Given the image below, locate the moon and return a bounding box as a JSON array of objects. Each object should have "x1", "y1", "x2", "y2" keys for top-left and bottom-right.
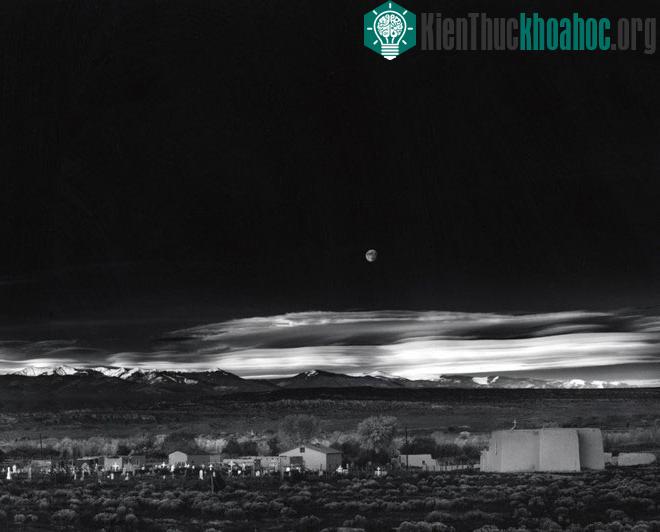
[{"x1": 365, "y1": 249, "x2": 377, "y2": 263}]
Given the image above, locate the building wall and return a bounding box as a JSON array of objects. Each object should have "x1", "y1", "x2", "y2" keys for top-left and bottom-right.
[
  {"x1": 168, "y1": 451, "x2": 188, "y2": 466},
  {"x1": 280, "y1": 447, "x2": 341, "y2": 471},
  {"x1": 480, "y1": 444, "x2": 493, "y2": 471},
  {"x1": 124, "y1": 455, "x2": 146, "y2": 467},
  {"x1": 496, "y1": 430, "x2": 541, "y2": 472},
  {"x1": 280, "y1": 447, "x2": 325, "y2": 470},
  {"x1": 222, "y1": 456, "x2": 262, "y2": 468},
  {"x1": 30, "y1": 460, "x2": 52, "y2": 472},
  {"x1": 618, "y1": 452, "x2": 656, "y2": 466},
  {"x1": 259, "y1": 456, "x2": 284, "y2": 470},
  {"x1": 399, "y1": 454, "x2": 435, "y2": 469},
  {"x1": 222, "y1": 456, "x2": 284, "y2": 470},
  {"x1": 576, "y1": 428, "x2": 605, "y2": 470},
  {"x1": 325, "y1": 452, "x2": 342, "y2": 471},
  {"x1": 481, "y1": 433, "x2": 507, "y2": 472},
  {"x1": 104, "y1": 457, "x2": 123, "y2": 470},
  {"x1": 539, "y1": 429, "x2": 580, "y2": 472},
  {"x1": 480, "y1": 450, "x2": 487, "y2": 471},
  {"x1": 187, "y1": 455, "x2": 212, "y2": 465},
  {"x1": 482, "y1": 427, "x2": 602, "y2": 473}
]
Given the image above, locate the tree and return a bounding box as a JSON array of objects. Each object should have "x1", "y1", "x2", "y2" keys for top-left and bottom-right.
[
  {"x1": 240, "y1": 440, "x2": 258, "y2": 456},
  {"x1": 279, "y1": 414, "x2": 321, "y2": 447},
  {"x1": 400, "y1": 436, "x2": 438, "y2": 457},
  {"x1": 162, "y1": 431, "x2": 198, "y2": 454},
  {"x1": 331, "y1": 438, "x2": 388, "y2": 466},
  {"x1": 332, "y1": 439, "x2": 361, "y2": 464},
  {"x1": 357, "y1": 416, "x2": 398, "y2": 455},
  {"x1": 267, "y1": 436, "x2": 280, "y2": 455},
  {"x1": 222, "y1": 438, "x2": 242, "y2": 457},
  {"x1": 117, "y1": 443, "x2": 131, "y2": 456}
]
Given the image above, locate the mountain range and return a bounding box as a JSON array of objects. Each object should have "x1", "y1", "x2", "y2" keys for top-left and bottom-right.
[{"x1": 5, "y1": 365, "x2": 633, "y2": 390}]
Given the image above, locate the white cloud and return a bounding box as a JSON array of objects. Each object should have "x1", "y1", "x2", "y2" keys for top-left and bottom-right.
[{"x1": 2, "y1": 310, "x2": 659, "y2": 381}]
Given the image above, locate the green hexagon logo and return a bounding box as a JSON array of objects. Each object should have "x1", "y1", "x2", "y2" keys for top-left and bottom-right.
[{"x1": 364, "y1": 2, "x2": 416, "y2": 60}]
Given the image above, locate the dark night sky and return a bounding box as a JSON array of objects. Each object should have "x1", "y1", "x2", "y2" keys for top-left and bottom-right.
[{"x1": 1, "y1": 0, "x2": 659, "y2": 348}]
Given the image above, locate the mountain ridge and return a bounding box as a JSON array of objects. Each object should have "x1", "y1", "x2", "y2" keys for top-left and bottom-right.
[{"x1": 3, "y1": 365, "x2": 638, "y2": 389}]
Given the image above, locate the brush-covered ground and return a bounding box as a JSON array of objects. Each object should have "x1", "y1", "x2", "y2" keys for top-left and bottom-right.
[
  {"x1": 1, "y1": 388, "x2": 658, "y2": 459},
  {"x1": 0, "y1": 466, "x2": 658, "y2": 531},
  {"x1": 2, "y1": 388, "x2": 658, "y2": 434}
]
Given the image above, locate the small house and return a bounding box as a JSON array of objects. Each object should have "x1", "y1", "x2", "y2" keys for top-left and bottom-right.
[
  {"x1": 104, "y1": 456, "x2": 124, "y2": 471},
  {"x1": 279, "y1": 444, "x2": 342, "y2": 471},
  {"x1": 103, "y1": 455, "x2": 146, "y2": 472},
  {"x1": 398, "y1": 454, "x2": 438, "y2": 470},
  {"x1": 260, "y1": 456, "x2": 285, "y2": 471},
  {"x1": 168, "y1": 451, "x2": 222, "y2": 467},
  {"x1": 221, "y1": 456, "x2": 285, "y2": 472}
]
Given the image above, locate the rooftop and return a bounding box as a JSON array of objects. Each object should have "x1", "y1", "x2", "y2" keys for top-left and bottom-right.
[{"x1": 283, "y1": 444, "x2": 341, "y2": 455}]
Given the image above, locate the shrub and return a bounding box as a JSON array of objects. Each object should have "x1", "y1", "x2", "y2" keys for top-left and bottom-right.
[
  {"x1": 425, "y1": 511, "x2": 452, "y2": 523},
  {"x1": 93, "y1": 512, "x2": 117, "y2": 525},
  {"x1": 52, "y1": 509, "x2": 77, "y2": 524},
  {"x1": 298, "y1": 514, "x2": 321, "y2": 531},
  {"x1": 225, "y1": 508, "x2": 245, "y2": 520},
  {"x1": 398, "y1": 522, "x2": 453, "y2": 532}
]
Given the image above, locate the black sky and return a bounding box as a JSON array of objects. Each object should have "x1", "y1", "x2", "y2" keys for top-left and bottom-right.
[{"x1": 1, "y1": 0, "x2": 660, "y2": 334}]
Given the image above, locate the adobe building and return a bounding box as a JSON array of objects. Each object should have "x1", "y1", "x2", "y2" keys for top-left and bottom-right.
[
  {"x1": 103, "y1": 456, "x2": 124, "y2": 471},
  {"x1": 480, "y1": 427, "x2": 604, "y2": 472},
  {"x1": 168, "y1": 451, "x2": 222, "y2": 467},
  {"x1": 279, "y1": 444, "x2": 342, "y2": 471},
  {"x1": 576, "y1": 428, "x2": 606, "y2": 470},
  {"x1": 617, "y1": 452, "x2": 656, "y2": 466},
  {"x1": 103, "y1": 455, "x2": 146, "y2": 472},
  {"x1": 222, "y1": 456, "x2": 285, "y2": 472},
  {"x1": 398, "y1": 454, "x2": 438, "y2": 470}
]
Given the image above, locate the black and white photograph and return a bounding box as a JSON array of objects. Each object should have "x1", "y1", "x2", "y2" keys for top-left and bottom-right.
[{"x1": 1, "y1": 0, "x2": 659, "y2": 530}]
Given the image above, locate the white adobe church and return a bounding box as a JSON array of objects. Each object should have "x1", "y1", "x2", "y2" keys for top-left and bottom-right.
[{"x1": 480, "y1": 427, "x2": 604, "y2": 472}]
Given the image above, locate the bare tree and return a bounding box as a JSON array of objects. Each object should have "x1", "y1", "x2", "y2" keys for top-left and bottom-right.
[{"x1": 279, "y1": 414, "x2": 321, "y2": 447}]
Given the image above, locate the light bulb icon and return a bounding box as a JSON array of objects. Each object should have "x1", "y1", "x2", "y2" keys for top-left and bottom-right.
[
  {"x1": 364, "y1": 2, "x2": 416, "y2": 61},
  {"x1": 374, "y1": 11, "x2": 406, "y2": 59}
]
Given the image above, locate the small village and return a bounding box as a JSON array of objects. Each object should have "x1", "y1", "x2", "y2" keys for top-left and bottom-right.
[
  {"x1": 0, "y1": 443, "x2": 478, "y2": 486},
  {"x1": 1, "y1": 426, "x2": 655, "y2": 487},
  {"x1": 0, "y1": 423, "x2": 656, "y2": 530}
]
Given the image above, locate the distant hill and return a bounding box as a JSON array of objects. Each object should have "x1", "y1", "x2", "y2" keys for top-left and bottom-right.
[
  {"x1": 0, "y1": 366, "x2": 275, "y2": 410},
  {"x1": 0, "y1": 365, "x2": 638, "y2": 408},
  {"x1": 268, "y1": 370, "x2": 404, "y2": 389},
  {"x1": 8, "y1": 365, "x2": 274, "y2": 392},
  {"x1": 0, "y1": 366, "x2": 653, "y2": 412},
  {"x1": 265, "y1": 369, "x2": 632, "y2": 390}
]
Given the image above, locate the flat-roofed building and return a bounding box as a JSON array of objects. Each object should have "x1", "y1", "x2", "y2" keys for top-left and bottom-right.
[
  {"x1": 398, "y1": 454, "x2": 438, "y2": 470},
  {"x1": 168, "y1": 451, "x2": 222, "y2": 467},
  {"x1": 480, "y1": 428, "x2": 604, "y2": 472}
]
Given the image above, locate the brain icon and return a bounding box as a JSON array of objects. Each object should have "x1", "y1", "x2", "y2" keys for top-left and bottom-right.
[{"x1": 376, "y1": 13, "x2": 404, "y2": 40}]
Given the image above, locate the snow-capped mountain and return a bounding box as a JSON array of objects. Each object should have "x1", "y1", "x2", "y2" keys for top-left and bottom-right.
[
  {"x1": 4, "y1": 366, "x2": 638, "y2": 389},
  {"x1": 90, "y1": 366, "x2": 143, "y2": 379},
  {"x1": 360, "y1": 370, "x2": 411, "y2": 383},
  {"x1": 11, "y1": 365, "x2": 80, "y2": 377},
  {"x1": 547, "y1": 378, "x2": 625, "y2": 389},
  {"x1": 270, "y1": 369, "x2": 404, "y2": 389}
]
